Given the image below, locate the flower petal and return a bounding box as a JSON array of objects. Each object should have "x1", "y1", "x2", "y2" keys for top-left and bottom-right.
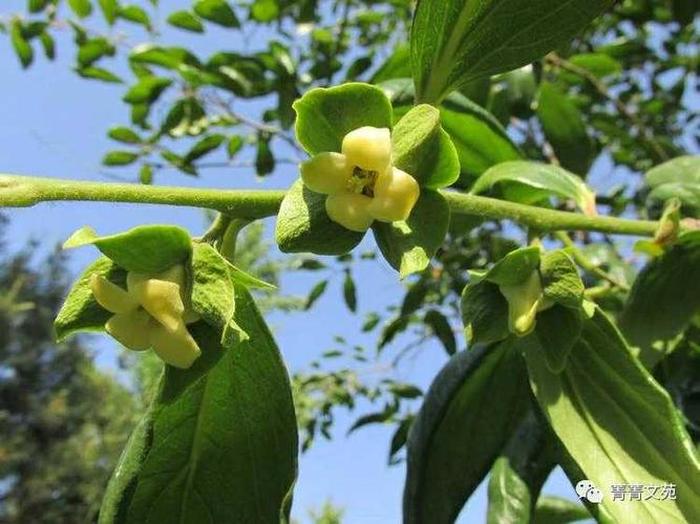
[
  {"x1": 127, "y1": 272, "x2": 185, "y2": 331},
  {"x1": 149, "y1": 322, "x2": 201, "y2": 369},
  {"x1": 154, "y1": 264, "x2": 200, "y2": 324},
  {"x1": 300, "y1": 152, "x2": 349, "y2": 195},
  {"x1": 90, "y1": 274, "x2": 139, "y2": 314},
  {"x1": 325, "y1": 193, "x2": 374, "y2": 232},
  {"x1": 105, "y1": 310, "x2": 152, "y2": 351},
  {"x1": 368, "y1": 167, "x2": 420, "y2": 222},
  {"x1": 342, "y1": 127, "x2": 392, "y2": 172}
]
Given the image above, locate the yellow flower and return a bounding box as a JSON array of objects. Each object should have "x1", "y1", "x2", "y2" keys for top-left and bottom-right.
[
  {"x1": 300, "y1": 126, "x2": 420, "y2": 232},
  {"x1": 90, "y1": 264, "x2": 201, "y2": 369},
  {"x1": 499, "y1": 271, "x2": 552, "y2": 336}
]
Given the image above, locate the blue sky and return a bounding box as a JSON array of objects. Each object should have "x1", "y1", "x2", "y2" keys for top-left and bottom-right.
[{"x1": 0, "y1": 1, "x2": 585, "y2": 521}]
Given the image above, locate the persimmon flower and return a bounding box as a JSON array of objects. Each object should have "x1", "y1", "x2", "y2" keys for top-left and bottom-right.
[
  {"x1": 300, "y1": 126, "x2": 420, "y2": 232},
  {"x1": 90, "y1": 264, "x2": 201, "y2": 369},
  {"x1": 499, "y1": 270, "x2": 552, "y2": 336}
]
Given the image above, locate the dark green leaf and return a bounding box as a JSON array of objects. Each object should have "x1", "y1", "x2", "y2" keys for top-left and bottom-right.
[
  {"x1": 255, "y1": 132, "x2": 275, "y2": 175},
  {"x1": 118, "y1": 5, "x2": 151, "y2": 28},
  {"x1": 372, "y1": 190, "x2": 449, "y2": 278},
  {"x1": 98, "y1": 0, "x2": 119, "y2": 25},
  {"x1": 533, "y1": 305, "x2": 582, "y2": 373},
  {"x1": 11, "y1": 21, "x2": 33, "y2": 69},
  {"x1": 620, "y1": 231, "x2": 700, "y2": 367},
  {"x1": 39, "y1": 32, "x2": 55, "y2": 60},
  {"x1": 404, "y1": 340, "x2": 530, "y2": 524},
  {"x1": 194, "y1": 0, "x2": 240, "y2": 28},
  {"x1": 411, "y1": 0, "x2": 614, "y2": 103},
  {"x1": 537, "y1": 82, "x2": 595, "y2": 176},
  {"x1": 226, "y1": 135, "x2": 243, "y2": 158},
  {"x1": 524, "y1": 307, "x2": 700, "y2": 523},
  {"x1": 99, "y1": 285, "x2": 298, "y2": 523},
  {"x1": 76, "y1": 66, "x2": 123, "y2": 83},
  {"x1": 294, "y1": 83, "x2": 393, "y2": 155},
  {"x1": 102, "y1": 150, "x2": 139, "y2": 166},
  {"x1": 167, "y1": 10, "x2": 205, "y2": 33},
  {"x1": 343, "y1": 271, "x2": 357, "y2": 313},
  {"x1": 371, "y1": 45, "x2": 411, "y2": 84},
  {"x1": 63, "y1": 224, "x2": 192, "y2": 273},
  {"x1": 184, "y1": 134, "x2": 226, "y2": 163},
  {"x1": 275, "y1": 180, "x2": 365, "y2": 256},
  {"x1": 28, "y1": 0, "x2": 51, "y2": 13},
  {"x1": 424, "y1": 309, "x2": 457, "y2": 355},
  {"x1": 305, "y1": 279, "x2": 328, "y2": 310},
  {"x1": 122, "y1": 76, "x2": 172, "y2": 105},
  {"x1": 460, "y1": 280, "x2": 509, "y2": 346},
  {"x1": 68, "y1": 0, "x2": 93, "y2": 18}
]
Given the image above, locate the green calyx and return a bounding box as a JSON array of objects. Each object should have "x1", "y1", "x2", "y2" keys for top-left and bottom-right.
[{"x1": 499, "y1": 270, "x2": 552, "y2": 337}]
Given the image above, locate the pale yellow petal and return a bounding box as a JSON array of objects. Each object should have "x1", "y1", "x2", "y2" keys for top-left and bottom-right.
[
  {"x1": 105, "y1": 310, "x2": 152, "y2": 351},
  {"x1": 90, "y1": 274, "x2": 139, "y2": 314},
  {"x1": 300, "y1": 152, "x2": 350, "y2": 195},
  {"x1": 127, "y1": 272, "x2": 185, "y2": 331},
  {"x1": 149, "y1": 322, "x2": 201, "y2": 369},
  {"x1": 499, "y1": 271, "x2": 544, "y2": 337},
  {"x1": 341, "y1": 127, "x2": 392, "y2": 172},
  {"x1": 368, "y1": 167, "x2": 420, "y2": 222},
  {"x1": 325, "y1": 193, "x2": 374, "y2": 232},
  {"x1": 155, "y1": 264, "x2": 200, "y2": 324}
]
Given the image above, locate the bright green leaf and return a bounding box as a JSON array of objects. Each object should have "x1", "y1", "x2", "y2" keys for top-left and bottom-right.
[
  {"x1": 167, "y1": 10, "x2": 205, "y2": 32},
  {"x1": 68, "y1": 0, "x2": 93, "y2": 18},
  {"x1": 194, "y1": 0, "x2": 240, "y2": 28},
  {"x1": 102, "y1": 150, "x2": 139, "y2": 166},
  {"x1": 122, "y1": 76, "x2": 172, "y2": 105},
  {"x1": 108, "y1": 126, "x2": 142, "y2": 144},
  {"x1": 118, "y1": 5, "x2": 151, "y2": 28},
  {"x1": 10, "y1": 21, "x2": 33, "y2": 69},
  {"x1": 532, "y1": 496, "x2": 591, "y2": 524},
  {"x1": 98, "y1": 0, "x2": 119, "y2": 25},
  {"x1": 646, "y1": 156, "x2": 700, "y2": 218},
  {"x1": 76, "y1": 66, "x2": 123, "y2": 83},
  {"x1": 184, "y1": 134, "x2": 226, "y2": 163}
]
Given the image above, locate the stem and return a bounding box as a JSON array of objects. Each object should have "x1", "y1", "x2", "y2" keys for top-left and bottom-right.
[{"x1": 0, "y1": 174, "x2": 661, "y2": 237}]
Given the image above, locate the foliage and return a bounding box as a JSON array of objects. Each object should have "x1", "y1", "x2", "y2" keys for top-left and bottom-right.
[{"x1": 2, "y1": 0, "x2": 700, "y2": 523}]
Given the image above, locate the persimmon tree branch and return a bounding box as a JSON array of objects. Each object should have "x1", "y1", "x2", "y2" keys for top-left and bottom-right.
[{"x1": 0, "y1": 174, "x2": 661, "y2": 237}]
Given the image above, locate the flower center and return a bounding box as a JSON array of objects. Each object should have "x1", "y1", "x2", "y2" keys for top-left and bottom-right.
[{"x1": 346, "y1": 166, "x2": 378, "y2": 197}]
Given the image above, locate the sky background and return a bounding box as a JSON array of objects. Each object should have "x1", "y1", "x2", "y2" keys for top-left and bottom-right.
[{"x1": 0, "y1": 1, "x2": 590, "y2": 522}]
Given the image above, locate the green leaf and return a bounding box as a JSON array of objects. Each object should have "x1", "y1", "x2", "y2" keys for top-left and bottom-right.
[
  {"x1": 118, "y1": 5, "x2": 151, "y2": 28},
  {"x1": 524, "y1": 307, "x2": 700, "y2": 523},
  {"x1": 98, "y1": 0, "x2": 119, "y2": 25},
  {"x1": 226, "y1": 135, "x2": 243, "y2": 158},
  {"x1": 255, "y1": 132, "x2": 275, "y2": 176},
  {"x1": 275, "y1": 180, "x2": 365, "y2": 256},
  {"x1": 424, "y1": 309, "x2": 457, "y2": 355},
  {"x1": 294, "y1": 83, "x2": 393, "y2": 155},
  {"x1": 536, "y1": 82, "x2": 595, "y2": 176},
  {"x1": 76, "y1": 66, "x2": 123, "y2": 83},
  {"x1": 563, "y1": 53, "x2": 622, "y2": 81},
  {"x1": 102, "y1": 150, "x2": 139, "y2": 166},
  {"x1": 619, "y1": 231, "x2": 700, "y2": 367},
  {"x1": 251, "y1": 0, "x2": 279, "y2": 22},
  {"x1": 484, "y1": 246, "x2": 541, "y2": 287},
  {"x1": 372, "y1": 190, "x2": 449, "y2": 278},
  {"x1": 63, "y1": 225, "x2": 192, "y2": 274},
  {"x1": 533, "y1": 305, "x2": 581, "y2": 373},
  {"x1": 68, "y1": 0, "x2": 93, "y2": 18},
  {"x1": 130, "y1": 44, "x2": 200, "y2": 70},
  {"x1": 371, "y1": 44, "x2": 411, "y2": 84},
  {"x1": 461, "y1": 279, "x2": 509, "y2": 346},
  {"x1": 28, "y1": 0, "x2": 52, "y2": 13},
  {"x1": 392, "y1": 105, "x2": 460, "y2": 189},
  {"x1": 77, "y1": 37, "x2": 115, "y2": 67},
  {"x1": 122, "y1": 76, "x2": 172, "y2": 104},
  {"x1": 487, "y1": 458, "x2": 531, "y2": 524},
  {"x1": 646, "y1": 156, "x2": 700, "y2": 218},
  {"x1": 532, "y1": 496, "x2": 591, "y2": 524},
  {"x1": 305, "y1": 279, "x2": 328, "y2": 310},
  {"x1": 411, "y1": 0, "x2": 614, "y2": 103},
  {"x1": 54, "y1": 256, "x2": 125, "y2": 341},
  {"x1": 183, "y1": 134, "x2": 226, "y2": 163},
  {"x1": 403, "y1": 340, "x2": 530, "y2": 524},
  {"x1": 108, "y1": 126, "x2": 142, "y2": 144},
  {"x1": 99, "y1": 285, "x2": 298, "y2": 523},
  {"x1": 167, "y1": 10, "x2": 205, "y2": 33},
  {"x1": 11, "y1": 21, "x2": 33, "y2": 69},
  {"x1": 139, "y1": 164, "x2": 153, "y2": 184},
  {"x1": 343, "y1": 271, "x2": 357, "y2": 312},
  {"x1": 539, "y1": 250, "x2": 584, "y2": 309},
  {"x1": 471, "y1": 161, "x2": 597, "y2": 215},
  {"x1": 193, "y1": 0, "x2": 240, "y2": 28},
  {"x1": 39, "y1": 32, "x2": 55, "y2": 60}
]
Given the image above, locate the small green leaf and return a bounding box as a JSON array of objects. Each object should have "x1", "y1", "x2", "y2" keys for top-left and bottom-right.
[
  {"x1": 77, "y1": 37, "x2": 115, "y2": 67},
  {"x1": 404, "y1": 340, "x2": 530, "y2": 523},
  {"x1": 102, "y1": 150, "x2": 139, "y2": 166},
  {"x1": 646, "y1": 156, "x2": 700, "y2": 218},
  {"x1": 392, "y1": 104, "x2": 460, "y2": 189},
  {"x1": 130, "y1": 44, "x2": 200, "y2": 70},
  {"x1": 305, "y1": 279, "x2": 328, "y2": 310},
  {"x1": 68, "y1": 0, "x2": 93, "y2": 18},
  {"x1": 255, "y1": 132, "x2": 275, "y2": 176},
  {"x1": 122, "y1": 76, "x2": 172, "y2": 104},
  {"x1": 139, "y1": 164, "x2": 153, "y2": 184},
  {"x1": 226, "y1": 135, "x2": 244, "y2": 158},
  {"x1": 76, "y1": 66, "x2": 123, "y2": 83},
  {"x1": 63, "y1": 224, "x2": 192, "y2": 274},
  {"x1": 193, "y1": 0, "x2": 240, "y2": 28},
  {"x1": 99, "y1": 285, "x2": 298, "y2": 523},
  {"x1": 98, "y1": 0, "x2": 119, "y2": 25},
  {"x1": 460, "y1": 279, "x2": 510, "y2": 346},
  {"x1": 620, "y1": 231, "x2": 700, "y2": 367},
  {"x1": 524, "y1": 307, "x2": 700, "y2": 523},
  {"x1": 251, "y1": 0, "x2": 279, "y2": 22},
  {"x1": 564, "y1": 53, "x2": 622, "y2": 81},
  {"x1": 166, "y1": 10, "x2": 205, "y2": 32},
  {"x1": 411, "y1": 0, "x2": 614, "y2": 103},
  {"x1": 471, "y1": 161, "x2": 597, "y2": 215},
  {"x1": 343, "y1": 271, "x2": 357, "y2": 313},
  {"x1": 39, "y1": 32, "x2": 55, "y2": 60},
  {"x1": 294, "y1": 83, "x2": 393, "y2": 155},
  {"x1": 424, "y1": 309, "x2": 457, "y2": 355},
  {"x1": 29, "y1": 0, "x2": 52, "y2": 13},
  {"x1": 532, "y1": 496, "x2": 591, "y2": 524},
  {"x1": 118, "y1": 5, "x2": 151, "y2": 28},
  {"x1": 108, "y1": 126, "x2": 142, "y2": 144},
  {"x1": 372, "y1": 190, "x2": 450, "y2": 278},
  {"x1": 54, "y1": 256, "x2": 125, "y2": 341},
  {"x1": 275, "y1": 180, "x2": 365, "y2": 256},
  {"x1": 536, "y1": 82, "x2": 595, "y2": 176},
  {"x1": 183, "y1": 134, "x2": 226, "y2": 163},
  {"x1": 11, "y1": 21, "x2": 33, "y2": 69}
]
